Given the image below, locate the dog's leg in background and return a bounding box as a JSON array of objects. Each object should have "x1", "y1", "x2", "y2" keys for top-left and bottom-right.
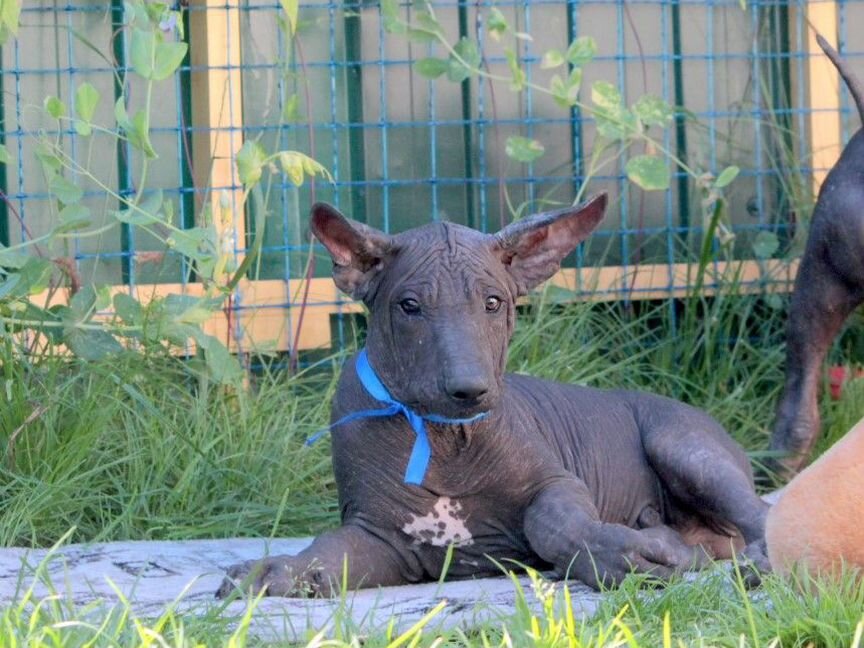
[
  {"x1": 769, "y1": 270, "x2": 862, "y2": 479},
  {"x1": 766, "y1": 34, "x2": 864, "y2": 481}
]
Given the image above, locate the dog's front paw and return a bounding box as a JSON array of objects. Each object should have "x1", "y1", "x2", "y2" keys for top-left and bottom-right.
[
  {"x1": 737, "y1": 539, "x2": 772, "y2": 588},
  {"x1": 216, "y1": 555, "x2": 310, "y2": 599}
]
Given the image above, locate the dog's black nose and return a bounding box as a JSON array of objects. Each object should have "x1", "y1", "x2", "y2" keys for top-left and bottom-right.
[{"x1": 445, "y1": 375, "x2": 489, "y2": 401}]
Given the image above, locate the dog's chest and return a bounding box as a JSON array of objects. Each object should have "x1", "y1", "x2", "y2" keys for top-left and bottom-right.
[{"x1": 401, "y1": 496, "x2": 474, "y2": 547}]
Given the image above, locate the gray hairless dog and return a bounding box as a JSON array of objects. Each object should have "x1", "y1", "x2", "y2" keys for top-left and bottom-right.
[
  {"x1": 766, "y1": 35, "x2": 864, "y2": 481},
  {"x1": 217, "y1": 192, "x2": 769, "y2": 597}
]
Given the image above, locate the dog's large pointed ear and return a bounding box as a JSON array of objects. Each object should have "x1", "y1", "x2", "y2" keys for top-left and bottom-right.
[
  {"x1": 492, "y1": 193, "x2": 607, "y2": 295},
  {"x1": 310, "y1": 203, "x2": 396, "y2": 300}
]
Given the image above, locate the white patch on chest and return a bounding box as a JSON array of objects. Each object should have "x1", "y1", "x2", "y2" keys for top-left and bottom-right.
[{"x1": 402, "y1": 497, "x2": 474, "y2": 547}]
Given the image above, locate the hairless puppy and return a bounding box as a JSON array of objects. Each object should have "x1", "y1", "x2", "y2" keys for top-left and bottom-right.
[
  {"x1": 217, "y1": 193, "x2": 769, "y2": 598},
  {"x1": 766, "y1": 35, "x2": 864, "y2": 481}
]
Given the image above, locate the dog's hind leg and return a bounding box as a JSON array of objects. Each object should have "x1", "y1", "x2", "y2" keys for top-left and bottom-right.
[{"x1": 768, "y1": 253, "x2": 864, "y2": 481}]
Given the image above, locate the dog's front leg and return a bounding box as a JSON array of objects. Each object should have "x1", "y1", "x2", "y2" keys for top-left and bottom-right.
[
  {"x1": 216, "y1": 524, "x2": 408, "y2": 598},
  {"x1": 524, "y1": 480, "x2": 703, "y2": 589}
]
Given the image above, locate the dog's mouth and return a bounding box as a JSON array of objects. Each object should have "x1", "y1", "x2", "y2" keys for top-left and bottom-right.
[{"x1": 411, "y1": 395, "x2": 493, "y2": 422}]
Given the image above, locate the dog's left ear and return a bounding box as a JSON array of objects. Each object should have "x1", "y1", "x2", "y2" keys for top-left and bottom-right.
[
  {"x1": 310, "y1": 202, "x2": 396, "y2": 300},
  {"x1": 492, "y1": 192, "x2": 607, "y2": 295}
]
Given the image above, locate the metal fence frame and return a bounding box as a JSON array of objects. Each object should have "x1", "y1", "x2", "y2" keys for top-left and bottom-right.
[{"x1": 1, "y1": 0, "x2": 861, "y2": 355}]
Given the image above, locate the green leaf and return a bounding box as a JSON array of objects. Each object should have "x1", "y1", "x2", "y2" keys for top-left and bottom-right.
[
  {"x1": 75, "y1": 82, "x2": 100, "y2": 137},
  {"x1": 69, "y1": 284, "x2": 98, "y2": 322},
  {"x1": 278, "y1": 151, "x2": 304, "y2": 186},
  {"x1": 632, "y1": 95, "x2": 674, "y2": 128},
  {"x1": 415, "y1": 9, "x2": 440, "y2": 33},
  {"x1": 591, "y1": 81, "x2": 636, "y2": 140},
  {"x1": 164, "y1": 294, "x2": 214, "y2": 326},
  {"x1": 625, "y1": 155, "x2": 670, "y2": 191},
  {"x1": 167, "y1": 226, "x2": 215, "y2": 264},
  {"x1": 277, "y1": 151, "x2": 330, "y2": 187},
  {"x1": 152, "y1": 40, "x2": 188, "y2": 81},
  {"x1": 566, "y1": 36, "x2": 596, "y2": 66},
  {"x1": 115, "y1": 98, "x2": 156, "y2": 157},
  {"x1": 130, "y1": 21, "x2": 187, "y2": 80},
  {"x1": 74, "y1": 120, "x2": 92, "y2": 137},
  {"x1": 414, "y1": 57, "x2": 449, "y2": 80},
  {"x1": 0, "y1": 274, "x2": 21, "y2": 300},
  {"x1": 35, "y1": 143, "x2": 62, "y2": 174},
  {"x1": 63, "y1": 285, "x2": 111, "y2": 324},
  {"x1": 16, "y1": 258, "x2": 53, "y2": 296},
  {"x1": 44, "y1": 96, "x2": 67, "y2": 120},
  {"x1": 145, "y1": 312, "x2": 197, "y2": 346},
  {"x1": 113, "y1": 293, "x2": 143, "y2": 324},
  {"x1": 95, "y1": 285, "x2": 112, "y2": 310},
  {"x1": 505, "y1": 136, "x2": 545, "y2": 163},
  {"x1": 114, "y1": 95, "x2": 127, "y2": 124},
  {"x1": 125, "y1": 1, "x2": 150, "y2": 28},
  {"x1": 591, "y1": 81, "x2": 622, "y2": 111},
  {"x1": 406, "y1": 28, "x2": 436, "y2": 44},
  {"x1": 139, "y1": 189, "x2": 163, "y2": 220},
  {"x1": 236, "y1": 140, "x2": 268, "y2": 187},
  {"x1": 0, "y1": 143, "x2": 8, "y2": 165},
  {"x1": 192, "y1": 330, "x2": 243, "y2": 385},
  {"x1": 380, "y1": 0, "x2": 405, "y2": 34},
  {"x1": 488, "y1": 8, "x2": 509, "y2": 41},
  {"x1": 752, "y1": 231, "x2": 779, "y2": 260},
  {"x1": 57, "y1": 204, "x2": 92, "y2": 232},
  {"x1": 64, "y1": 327, "x2": 123, "y2": 361},
  {"x1": 282, "y1": 94, "x2": 300, "y2": 122},
  {"x1": 131, "y1": 26, "x2": 187, "y2": 81},
  {"x1": 540, "y1": 49, "x2": 565, "y2": 70},
  {"x1": 115, "y1": 208, "x2": 158, "y2": 226},
  {"x1": 447, "y1": 37, "x2": 481, "y2": 83},
  {"x1": 0, "y1": 244, "x2": 29, "y2": 269},
  {"x1": 505, "y1": 49, "x2": 525, "y2": 91},
  {"x1": 550, "y1": 68, "x2": 582, "y2": 108},
  {"x1": 279, "y1": 0, "x2": 299, "y2": 34},
  {"x1": 74, "y1": 82, "x2": 100, "y2": 123},
  {"x1": 0, "y1": 0, "x2": 21, "y2": 44},
  {"x1": 715, "y1": 165, "x2": 740, "y2": 189},
  {"x1": 130, "y1": 28, "x2": 156, "y2": 79},
  {"x1": 49, "y1": 174, "x2": 84, "y2": 205},
  {"x1": 115, "y1": 190, "x2": 163, "y2": 225},
  {"x1": 297, "y1": 152, "x2": 331, "y2": 180},
  {"x1": 130, "y1": 109, "x2": 156, "y2": 157}
]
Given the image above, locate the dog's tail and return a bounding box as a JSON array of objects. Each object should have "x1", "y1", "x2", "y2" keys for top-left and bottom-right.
[{"x1": 816, "y1": 33, "x2": 864, "y2": 127}]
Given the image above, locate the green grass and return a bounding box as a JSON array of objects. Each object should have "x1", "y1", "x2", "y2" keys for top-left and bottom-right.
[
  {"x1": 2, "y1": 292, "x2": 864, "y2": 646},
  {"x1": 5, "y1": 558, "x2": 864, "y2": 646}
]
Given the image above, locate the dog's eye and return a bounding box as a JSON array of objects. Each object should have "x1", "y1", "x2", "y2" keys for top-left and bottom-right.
[
  {"x1": 485, "y1": 296, "x2": 503, "y2": 313},
  {"x1": 399, "y1": 298, "x2": 421, "y2": 315}
]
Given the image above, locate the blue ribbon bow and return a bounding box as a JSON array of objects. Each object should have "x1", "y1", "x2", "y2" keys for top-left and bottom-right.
[{"x1": 306, "y1": 348, "x2": 489, "y2": 486}]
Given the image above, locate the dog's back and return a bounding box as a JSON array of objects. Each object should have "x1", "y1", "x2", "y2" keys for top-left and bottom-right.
[{"x1": 766, "y1": 417, "x2": 864, "y2": 578}]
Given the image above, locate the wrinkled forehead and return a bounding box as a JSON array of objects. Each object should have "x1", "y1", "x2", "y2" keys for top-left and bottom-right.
[{"x1": 380, "y1": 222, "x2": 511, "y2": 296}]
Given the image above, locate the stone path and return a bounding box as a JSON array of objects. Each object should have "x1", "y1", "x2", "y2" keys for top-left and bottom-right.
[{"x1": 0, "y1": 538, "x2": 602, "y2": 641}]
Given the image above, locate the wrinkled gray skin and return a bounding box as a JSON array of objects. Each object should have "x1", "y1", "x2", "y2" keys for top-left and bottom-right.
[
  {"x1": 766, "y1": 36, "x2": 864, "y2": 481},
  {"x1": 217, "y1": 192, "x2": 770, "y2": 598}
]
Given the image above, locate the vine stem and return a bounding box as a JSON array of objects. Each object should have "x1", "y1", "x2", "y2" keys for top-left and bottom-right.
[
  {"x1": 288, "y1": 31, "x2": 318, "y2": 376},
  {"x1": 0, "y1": 318, "x2": 142, "y2": 333},
  {"x1": 133, "y1": 78, "x2": 155, "y2": 205}
]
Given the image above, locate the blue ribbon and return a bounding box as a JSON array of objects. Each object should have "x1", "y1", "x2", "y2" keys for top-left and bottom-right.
[{"x1": 306, "y1": 348, "x2": 489, "y2": 486}]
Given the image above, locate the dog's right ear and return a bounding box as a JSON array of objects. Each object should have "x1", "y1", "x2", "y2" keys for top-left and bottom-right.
[{"x1": 310, "y1": 203, "x2": 396, "y2": 300}]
